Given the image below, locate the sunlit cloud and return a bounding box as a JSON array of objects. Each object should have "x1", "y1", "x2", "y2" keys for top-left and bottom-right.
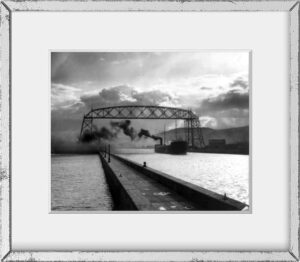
[{"x1": 51, "y1": 83, "x2": 82, "y2": 110}]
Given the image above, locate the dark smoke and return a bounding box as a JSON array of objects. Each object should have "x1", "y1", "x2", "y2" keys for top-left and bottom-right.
[
  {"x1": 138, "y1": 129, "x2": 162, "y2": 145},
  {"x1": 79, "y1": 120, "x2": 162, "y2": 147},
  {"x1": 80, "y1": 126, "x2": 115, "y2": 143},
  {"x1": 79, "y1": 120, "x2": 137, "y2": 144},
  {"x1": 110, "y1": 120, "x2": 137, "y2": 140}
]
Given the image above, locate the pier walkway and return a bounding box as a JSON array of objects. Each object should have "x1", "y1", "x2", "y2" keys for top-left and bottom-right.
[
  {"x1": 104, "y1": 155, "x2": 199, "y2": 210},
  {"x1": 100, "y1": 153, "x2": 247, "y2": 211}
]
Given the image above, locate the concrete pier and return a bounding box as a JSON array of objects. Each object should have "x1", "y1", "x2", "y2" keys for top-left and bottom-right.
[{"x1": 100, "y1": 153, "x2": 247, "y2": 211}]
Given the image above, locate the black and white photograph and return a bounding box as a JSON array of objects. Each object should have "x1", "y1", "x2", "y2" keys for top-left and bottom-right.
[{"x1": 51, "y1": 51, "x2": 250, "y2": 211}]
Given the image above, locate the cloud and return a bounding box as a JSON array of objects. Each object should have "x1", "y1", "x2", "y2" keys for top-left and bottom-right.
[
  {"x1": 200, "y1": 89, "x2": 249, "y2": 114},
  {"x1": 80, "y1": 85, "x2": 133, "y2": 108},
  {"x1": 132, "y1": 90, "x2": 174, "y2": 106},
  {"x1": 51, "y1": 52, "x2": 249, "y2": 93},
  {"x1": 200, "y1": 116, "x2": 218, "y2": 129},
  {"x1": 200, "y1": 86, "x2": 212, "y2": 90},
  {"x1": 80, "y1": 85, "x2": 176, "y2": 108},
  {"x1": 230, "y1": 76, "x2": 248, "y2": 89},
  {"x1": 194, "y1": 90, "x2": 249, "y2": 129},
  {"x1": 51, "y1": 83, "x2": 82, "y2": 110}
]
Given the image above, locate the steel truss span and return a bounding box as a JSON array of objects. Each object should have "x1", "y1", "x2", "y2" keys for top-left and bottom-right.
[{"x1": 80, "y1": 105, "x2": 205, "y2": 148}]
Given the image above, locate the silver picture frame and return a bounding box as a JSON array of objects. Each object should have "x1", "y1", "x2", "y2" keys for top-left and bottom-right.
[{"x1": 0, "y1": 1, "x2": 299, "y2": 261}]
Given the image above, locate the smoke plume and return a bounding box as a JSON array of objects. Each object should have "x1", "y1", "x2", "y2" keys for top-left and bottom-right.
[
  {"x1": 138, "y1": 129, "x2": 162, "y2": 145},
  {"x1": 110, "y1": 120, "x2": 137, "y2": 140},
  {"x1": 80, "y1": 126, "x2": 116, "y2": 143},
  {"x1": 79, "y1": 120, "x2": 137, "y2": 144}
]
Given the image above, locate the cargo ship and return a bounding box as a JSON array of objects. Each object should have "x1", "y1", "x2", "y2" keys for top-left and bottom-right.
[
  {"x1": 153, "y1": 124, "x2": 188, "y2": 155},
  {"x1": 154, "y1": 140, "x2": 188, "y2": 155},
  {"x1": 138, "y1": 127, "x2": 188, "y2": 155}
]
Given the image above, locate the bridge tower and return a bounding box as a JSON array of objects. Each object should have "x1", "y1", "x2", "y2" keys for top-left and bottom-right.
[
  {"x1": 184, "y1": 118, "x2": 205, "y2": 148},
  {"x1": 80, "y1": 115, "x2": 93, "y2": 136}
]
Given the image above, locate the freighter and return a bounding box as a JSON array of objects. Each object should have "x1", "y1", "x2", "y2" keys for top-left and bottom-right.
[
  {"x1": 154, "y1": 140, "x2": 188, "y2": 155},
  {"x1": 138, "y1": 128, "x2": 188, "y2": 155}
]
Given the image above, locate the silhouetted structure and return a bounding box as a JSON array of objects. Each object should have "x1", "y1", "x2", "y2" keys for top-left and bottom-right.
[{"x1": 80, "y1": 105, "x2": 205, "y2": 148}]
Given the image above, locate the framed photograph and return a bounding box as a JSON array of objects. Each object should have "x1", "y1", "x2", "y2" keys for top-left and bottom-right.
[{"x1": 1, "y1": 0, "x2": 299, "y2": 261}]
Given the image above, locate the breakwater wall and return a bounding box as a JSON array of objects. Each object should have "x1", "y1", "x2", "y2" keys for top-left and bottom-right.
[{"x1": 99, "y1": 154, "x2": 138, "y2": 210}]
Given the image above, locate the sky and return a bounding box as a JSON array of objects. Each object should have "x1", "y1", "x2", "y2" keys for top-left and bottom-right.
[{"x1": 51, "y1": 51, "x2": 249, "y2": 143}]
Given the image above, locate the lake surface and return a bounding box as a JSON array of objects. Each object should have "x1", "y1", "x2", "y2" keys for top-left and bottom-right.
[
  {"x1": 51, "y1": 154, "x2": 113, "y2": 211},
  {"x1": 51, "y1": 150, "x2": 249, "y2": 211}
]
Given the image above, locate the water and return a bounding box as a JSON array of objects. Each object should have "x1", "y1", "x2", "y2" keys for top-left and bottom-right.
[
  {"x1": 51, "y1": 150, "x2": 249, "y2": 211},
  {"x1": 51, "y1": 154, "x2": 113, "y2": 211},
  {"x1": 117, "y1": 149, "x2": 249, "y2": 204}
]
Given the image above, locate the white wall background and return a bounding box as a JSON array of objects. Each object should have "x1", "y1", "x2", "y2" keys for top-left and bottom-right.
[{"x1": 11, "y1": 11, "x2": 288, "y2": 250}]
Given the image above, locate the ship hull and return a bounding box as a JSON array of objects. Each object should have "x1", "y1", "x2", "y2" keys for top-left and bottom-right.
[{"x1": 155, "y1": 141, "x2": 188, "y2": 155}]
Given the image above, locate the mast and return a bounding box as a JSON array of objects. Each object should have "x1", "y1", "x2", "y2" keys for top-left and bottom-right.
[
  {"x1": 164, "y1": 124, "x2": 166, "y2": 145},
  {"x1": 175, "y1": 120, "x2": 177, "y2": 140}
]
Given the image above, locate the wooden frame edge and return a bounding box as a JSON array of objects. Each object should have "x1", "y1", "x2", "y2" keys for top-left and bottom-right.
[
  {"x1": 1, "y1": 0, "x2": 300, "y2": 12},
  {"x1": 289, "y1": 1, "x2": 300, "y2": 260},
  {"x1": 0, "y1": 1, "x2": 11, "y2": 261},
  {"x1": 1, "y1": 251, "x2": 299, "y2": 262}
]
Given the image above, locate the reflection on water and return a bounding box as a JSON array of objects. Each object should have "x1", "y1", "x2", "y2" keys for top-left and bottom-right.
[
  {"x1": 117, "y1": 149, "x2": 249, "y2": 204},
  {"x1": 51, "y1": 154, "x2": 113, "y2": 211}
]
